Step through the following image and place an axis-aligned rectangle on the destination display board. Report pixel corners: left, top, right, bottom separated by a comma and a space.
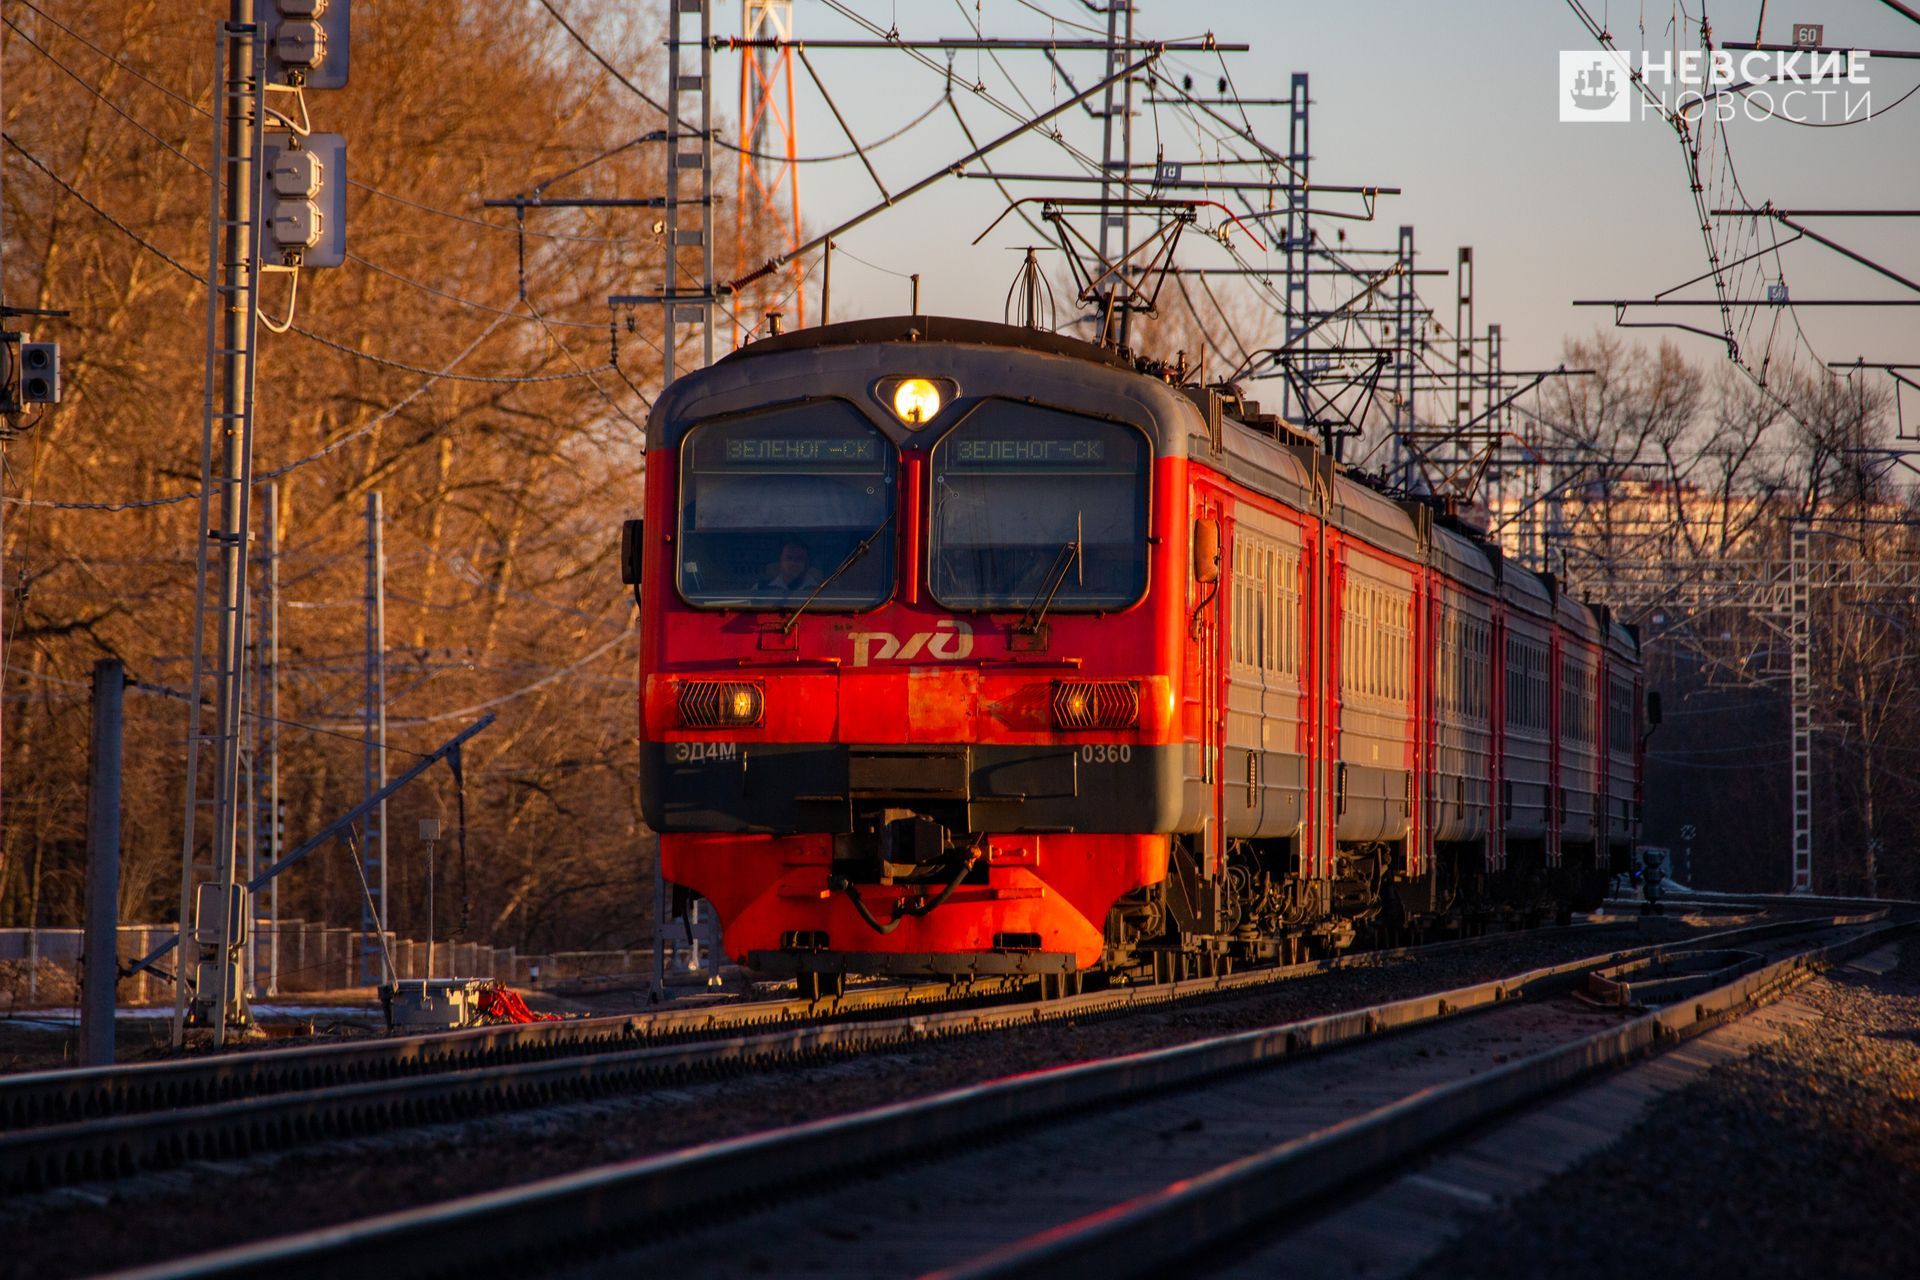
949, 437, 1109, 466
721, 436, 880, 465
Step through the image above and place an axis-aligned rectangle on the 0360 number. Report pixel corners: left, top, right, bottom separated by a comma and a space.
1079, 745, 1132, 764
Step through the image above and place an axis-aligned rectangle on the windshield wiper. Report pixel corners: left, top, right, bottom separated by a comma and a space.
1017, 512, 1083, 639
782, 511, 895, 635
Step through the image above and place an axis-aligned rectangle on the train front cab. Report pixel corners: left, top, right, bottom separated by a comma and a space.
635, 320, 1198, 990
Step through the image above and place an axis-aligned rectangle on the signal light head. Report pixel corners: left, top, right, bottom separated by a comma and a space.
1052, 680, 1141, 731
678, 680, 764, 728
891, 377, 943, 426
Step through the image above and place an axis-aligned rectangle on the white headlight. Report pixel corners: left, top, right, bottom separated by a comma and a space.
891, 377, 944, 426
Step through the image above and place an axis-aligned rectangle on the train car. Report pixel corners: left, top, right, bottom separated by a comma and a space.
626, 316, 1645, 992
1602, 612, 1644, 871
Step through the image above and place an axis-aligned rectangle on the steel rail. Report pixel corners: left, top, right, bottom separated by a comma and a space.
0, 915, 1649, 1133
94, 913, 1872, 1280
937, 917, 1917, 1280
0, 978, 982, 1131
0, 923, 1645, 1191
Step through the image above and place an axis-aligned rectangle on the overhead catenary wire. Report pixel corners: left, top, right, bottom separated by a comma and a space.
533, 0, 944, 165
5, 302, 515, 511
6, 18, 649, 345
12, 0, 642, 245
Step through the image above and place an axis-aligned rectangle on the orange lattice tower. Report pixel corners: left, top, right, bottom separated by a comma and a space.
735, 0, 803, 340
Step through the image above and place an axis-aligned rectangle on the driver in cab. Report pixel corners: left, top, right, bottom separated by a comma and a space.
762, 538, 825, 596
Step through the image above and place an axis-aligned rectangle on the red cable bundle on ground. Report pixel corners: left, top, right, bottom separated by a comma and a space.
476, 982, 562, 1024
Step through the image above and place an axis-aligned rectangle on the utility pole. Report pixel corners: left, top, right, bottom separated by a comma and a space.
617, 0, 717, 1002
81, 660, 125, 1066
252, 482, 281, 994
1484, 322, 1504, 522
2, 13, 9, 863
363, 490, 388, 981
177, 7, 265, 1047
736, 0, 801, 338
176, 0, 348, 1042
1454, 246, 1474, 433
662, 0, 715, 380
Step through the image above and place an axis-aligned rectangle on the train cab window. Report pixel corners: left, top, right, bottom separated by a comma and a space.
928, 403, 1148, 609
676, 402, 896, 609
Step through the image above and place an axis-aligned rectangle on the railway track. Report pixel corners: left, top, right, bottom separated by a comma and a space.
1, 920, 1641, 1195
87, 909, 1906, 1280
0, 976, 989, 1131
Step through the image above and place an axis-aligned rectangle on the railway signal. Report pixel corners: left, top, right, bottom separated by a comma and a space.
262, 0, 350, 89
263, 133, 347, 268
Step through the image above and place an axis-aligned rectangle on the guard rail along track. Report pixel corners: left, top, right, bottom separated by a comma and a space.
0, 920, 1645, 1193
94, 910, 1905, 1280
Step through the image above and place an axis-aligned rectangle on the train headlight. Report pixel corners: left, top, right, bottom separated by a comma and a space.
891, 377, 944, 426
678, 680, 765, 728
1051, 680, 1141, 730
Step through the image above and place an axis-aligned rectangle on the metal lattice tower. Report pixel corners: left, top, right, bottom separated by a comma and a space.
1569, 524, 1920, 894
177, 14, 265, 1046
1095, 1, 1135, 344
735, 0, 801, 339
1453, 245, 1474, 430
1483, 321, 1505, 520
1281, 70, 1309, 418
667, 0, 715, 376
1390, 223, 1416, 486
610, 0, 717, 997
1788, 517, 1813, 893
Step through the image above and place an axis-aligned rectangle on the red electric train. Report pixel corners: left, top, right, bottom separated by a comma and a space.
624, 316, 1647, 994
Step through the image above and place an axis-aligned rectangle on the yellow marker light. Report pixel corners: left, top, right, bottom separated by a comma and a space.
1052, 679, 1142, 730
677, 680, 764, 727
891, 377, 943, 425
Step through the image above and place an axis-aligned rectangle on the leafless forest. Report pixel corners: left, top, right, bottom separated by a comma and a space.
0, 1, 785, 952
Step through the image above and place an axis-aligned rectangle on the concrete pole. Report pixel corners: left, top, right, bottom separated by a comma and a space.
363, 491, 388, 983
263, 480, 280, 993
81, 659, 125, 1067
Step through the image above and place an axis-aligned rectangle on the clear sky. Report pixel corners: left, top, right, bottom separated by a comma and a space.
707, 0, 1919, 396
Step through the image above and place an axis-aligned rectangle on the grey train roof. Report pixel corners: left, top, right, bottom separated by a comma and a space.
650, 315, 1632, 651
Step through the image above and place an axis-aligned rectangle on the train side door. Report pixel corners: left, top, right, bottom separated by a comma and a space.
1302, 523, 1326, 882
1198, 496, 1229, 877
1547, 625, 1563, 868
1489, 601, 1507, 874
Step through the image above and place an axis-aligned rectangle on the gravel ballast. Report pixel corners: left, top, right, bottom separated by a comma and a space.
1411, 936, 1920, 1280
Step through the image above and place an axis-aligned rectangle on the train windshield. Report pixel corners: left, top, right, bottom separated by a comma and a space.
929, 403, 1148, 610
677, 402, 896, 609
